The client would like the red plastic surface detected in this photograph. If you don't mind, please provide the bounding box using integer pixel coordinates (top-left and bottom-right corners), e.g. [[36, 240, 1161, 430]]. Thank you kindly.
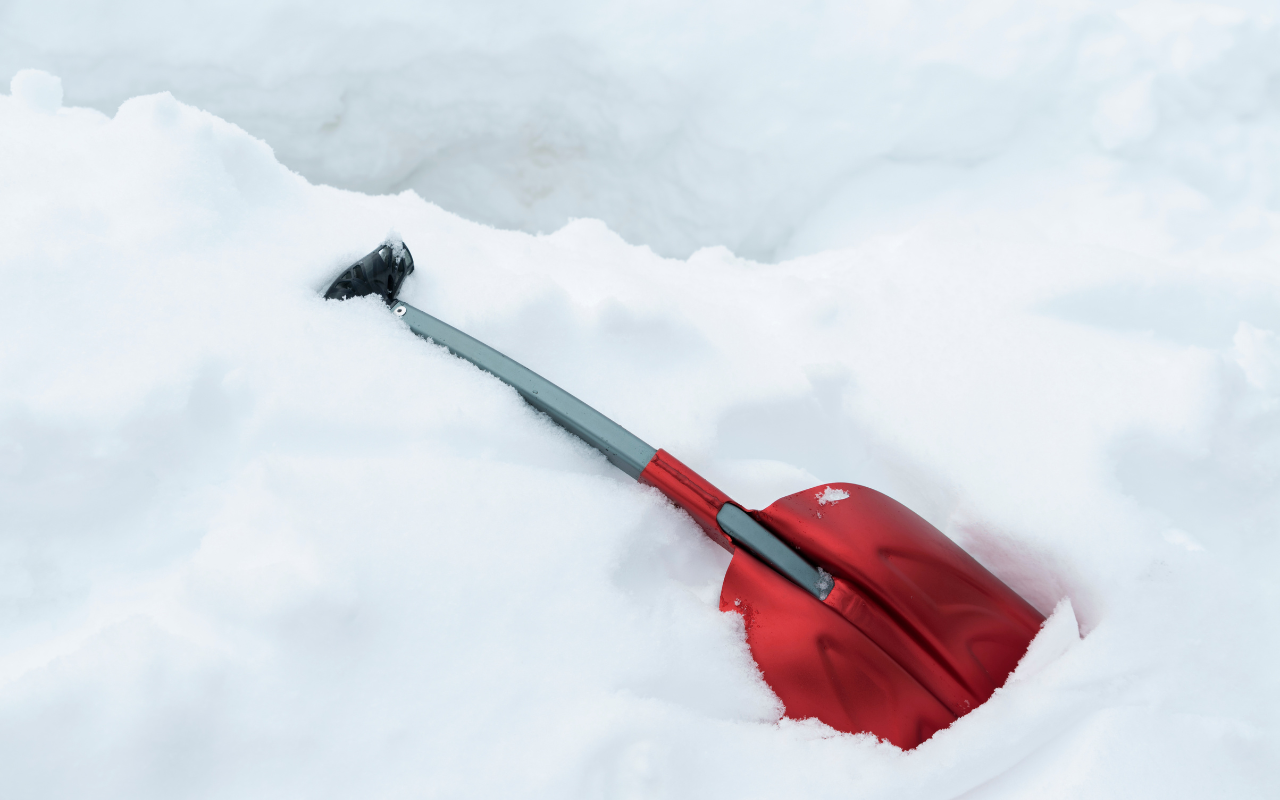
[[721, 548, 957, 748], [749, 484, 1045, 724], [640, 451, 1045, 749], [639, 449, 735, 551]]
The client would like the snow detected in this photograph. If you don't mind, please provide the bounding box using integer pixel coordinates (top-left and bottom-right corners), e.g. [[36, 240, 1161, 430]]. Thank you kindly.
[[9, 68, 62, 114], [1004, 600, 1082, 688], [6, 0, 1280, 264], [815, 567, 835, 598], [1, 1, 1279, 796], [816, 487, 851, 505]]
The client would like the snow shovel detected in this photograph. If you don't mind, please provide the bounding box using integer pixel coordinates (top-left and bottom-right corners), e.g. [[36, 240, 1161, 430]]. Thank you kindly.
[[325, 242, 1045, 749]]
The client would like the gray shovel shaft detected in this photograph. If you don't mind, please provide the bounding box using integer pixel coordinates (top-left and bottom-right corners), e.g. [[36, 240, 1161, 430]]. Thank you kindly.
[[391, 300, 830, 600], [393, 301, 657, 478]]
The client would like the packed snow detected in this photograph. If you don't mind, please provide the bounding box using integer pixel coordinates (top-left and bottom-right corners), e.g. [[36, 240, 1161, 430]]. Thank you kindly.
[[2, 2, 1279, 797]]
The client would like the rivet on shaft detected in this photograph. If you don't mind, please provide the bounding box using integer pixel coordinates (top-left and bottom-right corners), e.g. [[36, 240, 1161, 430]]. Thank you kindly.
[[394, 305, 407, 317]]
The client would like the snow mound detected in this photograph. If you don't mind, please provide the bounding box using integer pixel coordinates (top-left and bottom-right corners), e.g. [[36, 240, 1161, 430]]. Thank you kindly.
[[5, 2, 1280, 261]]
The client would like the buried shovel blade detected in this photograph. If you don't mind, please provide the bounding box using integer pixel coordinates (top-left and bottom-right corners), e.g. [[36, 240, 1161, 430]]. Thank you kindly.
[[721, 483, 1045, 748]]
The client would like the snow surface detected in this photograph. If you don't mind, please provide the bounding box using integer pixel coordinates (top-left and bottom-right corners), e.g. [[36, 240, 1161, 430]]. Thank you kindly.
[[7, 0, 1280, 262], [2, 2, 1279, 797]]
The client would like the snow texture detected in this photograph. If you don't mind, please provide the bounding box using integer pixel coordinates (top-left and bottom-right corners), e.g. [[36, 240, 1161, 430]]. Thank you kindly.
[[2, 1, 1279, 797], [816, 487, 851, 505]]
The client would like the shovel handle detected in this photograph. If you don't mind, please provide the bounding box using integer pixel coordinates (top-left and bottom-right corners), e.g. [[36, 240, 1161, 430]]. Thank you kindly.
[[391, 300, 830, 599], [392, 301, 657, 478]]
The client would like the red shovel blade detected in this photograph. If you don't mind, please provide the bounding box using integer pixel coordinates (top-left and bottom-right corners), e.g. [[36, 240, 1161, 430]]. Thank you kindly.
[[721, 484, 1045, 749], [722, 550, 958, 747]]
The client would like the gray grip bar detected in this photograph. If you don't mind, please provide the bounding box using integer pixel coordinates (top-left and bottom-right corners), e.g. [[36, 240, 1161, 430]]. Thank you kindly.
[[393, 301, 658, 478], [717, 505, 833, 600]]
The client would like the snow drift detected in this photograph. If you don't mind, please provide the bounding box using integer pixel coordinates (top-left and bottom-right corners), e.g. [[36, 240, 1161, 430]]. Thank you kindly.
[[2, 3, 1280, 796], [5, 1, 1280, 262]]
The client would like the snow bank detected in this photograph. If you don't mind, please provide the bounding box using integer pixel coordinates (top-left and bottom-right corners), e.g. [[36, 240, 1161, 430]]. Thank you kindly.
[[2, 14, 1279, 797], [5, 1, 1280, 261]]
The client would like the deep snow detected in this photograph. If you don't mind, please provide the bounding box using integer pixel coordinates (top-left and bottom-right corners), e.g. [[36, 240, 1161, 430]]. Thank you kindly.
[[7, 0, 1280, 262], [2, 3, 1280, 797]]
